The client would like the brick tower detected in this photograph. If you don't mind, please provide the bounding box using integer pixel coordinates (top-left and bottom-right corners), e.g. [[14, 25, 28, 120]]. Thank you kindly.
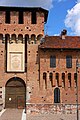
[[0, 6, 48, 108]]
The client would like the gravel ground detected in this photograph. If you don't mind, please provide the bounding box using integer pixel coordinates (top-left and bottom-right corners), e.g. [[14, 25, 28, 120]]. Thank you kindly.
[[27, 113, 79, 120]]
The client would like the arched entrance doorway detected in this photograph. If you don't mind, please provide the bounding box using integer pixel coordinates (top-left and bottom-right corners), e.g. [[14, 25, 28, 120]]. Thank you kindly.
[[54, 87, 60, 103], [5, 77, 26, 108]]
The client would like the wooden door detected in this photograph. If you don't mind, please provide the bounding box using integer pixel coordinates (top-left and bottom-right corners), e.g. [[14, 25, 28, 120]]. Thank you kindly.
[[17, 96, 25, 109], [5, 77, 26, 108]]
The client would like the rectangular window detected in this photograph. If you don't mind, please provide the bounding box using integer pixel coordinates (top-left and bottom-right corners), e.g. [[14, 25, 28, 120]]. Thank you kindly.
[[31, 11, 36, 24], [19, 11, 23, 24], [66, 55, 72, 68], [50, 56, 56, 68], [5, 11, 10, 24]]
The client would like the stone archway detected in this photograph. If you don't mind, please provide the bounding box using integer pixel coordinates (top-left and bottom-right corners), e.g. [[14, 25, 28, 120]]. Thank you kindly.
[[5, 77, 26, 108]]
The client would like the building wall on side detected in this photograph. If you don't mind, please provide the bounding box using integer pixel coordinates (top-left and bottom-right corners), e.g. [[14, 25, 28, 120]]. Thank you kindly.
[[39, 49, 80, 104]]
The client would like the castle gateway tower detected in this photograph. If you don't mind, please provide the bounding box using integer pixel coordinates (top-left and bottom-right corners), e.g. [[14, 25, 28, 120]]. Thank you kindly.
[[0, 6, 48, 108]]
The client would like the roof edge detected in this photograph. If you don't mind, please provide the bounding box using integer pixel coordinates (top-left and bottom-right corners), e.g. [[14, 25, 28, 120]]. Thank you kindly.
[[0, 6, 48, 23]]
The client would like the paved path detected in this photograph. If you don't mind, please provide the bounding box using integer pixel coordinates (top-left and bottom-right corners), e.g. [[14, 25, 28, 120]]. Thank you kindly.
[[27, 113, 79, 120], [0, 109, 23, 120]]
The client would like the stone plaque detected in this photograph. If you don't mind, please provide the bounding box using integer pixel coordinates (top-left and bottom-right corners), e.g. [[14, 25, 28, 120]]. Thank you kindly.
[[10, 53, 22, 71]]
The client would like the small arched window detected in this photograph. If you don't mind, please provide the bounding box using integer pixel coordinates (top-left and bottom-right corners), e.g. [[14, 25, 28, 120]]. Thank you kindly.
[[54, 88, 60, 103]]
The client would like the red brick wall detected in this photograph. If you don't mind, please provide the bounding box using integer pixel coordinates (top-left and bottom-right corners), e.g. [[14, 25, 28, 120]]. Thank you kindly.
[[1, 8, 79, 105], [0, 11, 5, 24], [0, 11, 44, 35], [0, 9, 46, 105], [39, 49, 80, 104], [0, 9, 45, 84]]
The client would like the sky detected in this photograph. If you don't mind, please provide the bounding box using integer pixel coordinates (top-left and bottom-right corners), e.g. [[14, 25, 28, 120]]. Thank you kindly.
[[0, 0, 80, 36]]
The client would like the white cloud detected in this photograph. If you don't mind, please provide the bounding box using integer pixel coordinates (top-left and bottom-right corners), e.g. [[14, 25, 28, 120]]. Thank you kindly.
[[0, 0, 53, 10], [77, 0, 80, 3], [58, 0, 66, 2], [65, 2, 80, 35], [54, 34, 59, 36]]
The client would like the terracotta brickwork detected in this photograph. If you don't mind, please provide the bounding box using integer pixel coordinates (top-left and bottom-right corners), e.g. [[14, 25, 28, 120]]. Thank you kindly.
[[0, 6, 48, 108], [0, 6, 80, 108], [39, 37, 80, 104]]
